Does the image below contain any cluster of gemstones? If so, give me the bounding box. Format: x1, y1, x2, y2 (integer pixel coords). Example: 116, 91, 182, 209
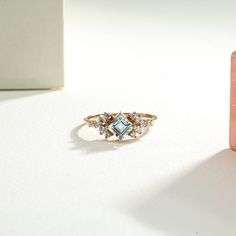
88, 112, 153, 140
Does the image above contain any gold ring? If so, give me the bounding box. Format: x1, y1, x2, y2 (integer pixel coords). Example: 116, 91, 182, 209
84, 112, 157, 141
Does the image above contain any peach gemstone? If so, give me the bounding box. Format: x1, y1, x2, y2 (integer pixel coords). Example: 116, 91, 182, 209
230, 52, 236, 151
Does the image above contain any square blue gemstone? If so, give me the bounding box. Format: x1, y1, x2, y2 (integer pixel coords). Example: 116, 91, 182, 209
109, 114, 133, 140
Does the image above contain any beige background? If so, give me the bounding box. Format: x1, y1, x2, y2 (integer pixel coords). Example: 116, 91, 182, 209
0, 0, 64, 89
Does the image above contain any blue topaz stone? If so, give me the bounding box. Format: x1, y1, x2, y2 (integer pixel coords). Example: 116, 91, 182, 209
108, 113, 133, 140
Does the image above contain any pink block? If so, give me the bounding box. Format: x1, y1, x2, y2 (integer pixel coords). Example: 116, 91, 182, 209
230, 52, 236, 151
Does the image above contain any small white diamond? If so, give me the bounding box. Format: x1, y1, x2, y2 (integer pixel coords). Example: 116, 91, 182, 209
105, 130, 113, 139
99, 126, 106, 135
129, 126, 143, 138
99, 116, 106, 125
104, 112, 112, 120
136, 126, 143, 134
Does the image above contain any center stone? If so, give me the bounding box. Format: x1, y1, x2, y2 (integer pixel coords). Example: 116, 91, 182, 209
108, 113, 133, 140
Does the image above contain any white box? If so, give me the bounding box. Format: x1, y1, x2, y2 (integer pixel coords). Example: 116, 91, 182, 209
0, 0, 64, 89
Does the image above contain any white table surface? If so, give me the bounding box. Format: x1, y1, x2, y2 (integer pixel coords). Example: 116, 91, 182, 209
1, 1, 236, 235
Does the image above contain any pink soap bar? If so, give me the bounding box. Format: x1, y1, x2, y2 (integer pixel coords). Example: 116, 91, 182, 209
230, 52, 236, 151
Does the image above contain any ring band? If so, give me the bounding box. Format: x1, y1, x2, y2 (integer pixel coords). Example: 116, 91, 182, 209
84, 112, 157, 141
